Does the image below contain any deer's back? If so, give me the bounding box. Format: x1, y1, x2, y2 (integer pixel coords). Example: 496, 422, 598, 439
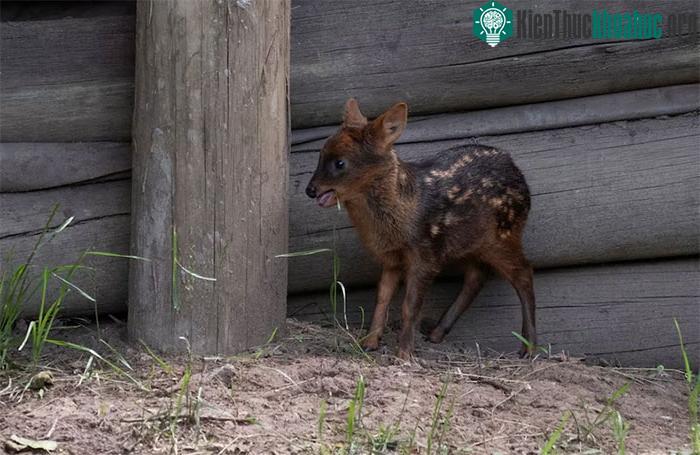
408, 145, 531, 260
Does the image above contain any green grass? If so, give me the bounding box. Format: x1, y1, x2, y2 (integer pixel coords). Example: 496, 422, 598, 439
427, 378, 453, 455
170, 337, 194, 439
276, 246, 347, 329
45, 338, 148, 391
0, 205, 63, 369
674, 318, 700, 453
512, 331, 549, 356
170, 226, 216, 313
0, 206, 82, 368
538, 381, 632, 454
275, 232, 372, 362
253, 327, 279, 360
310, 376, 462, 453
574, 382, 630, 444
611, 410, 630, 455
0, 262, 36, 369
1, 206, 150, 387
140, 339, 173, 374
16, 249, 147, 367
540, 411, 571, 455
313, 376, 420, 454
317, 398, 328, 444
368, 423, 401, 453
27, 260, 86, 364
276, 201, 352, 332
345, 374, 366, 451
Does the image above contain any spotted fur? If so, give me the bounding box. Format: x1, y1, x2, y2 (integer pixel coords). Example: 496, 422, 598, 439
306, 99, 536, 360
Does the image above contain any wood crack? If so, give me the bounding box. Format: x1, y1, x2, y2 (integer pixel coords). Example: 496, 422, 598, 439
0, 212, 130, 241
1, 173, 131, 194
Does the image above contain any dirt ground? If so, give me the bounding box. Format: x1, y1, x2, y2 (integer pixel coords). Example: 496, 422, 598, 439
0, 318, 694, 454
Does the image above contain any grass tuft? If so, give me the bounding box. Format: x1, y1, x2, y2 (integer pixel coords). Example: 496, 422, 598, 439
674, 318, 700, 453
427, 378, 452, 455
540, 411, 570, 455
46, 338, 148, 391
0, 205, 63, 369
512, 331, 548, 356
345, 374, 366, 451
611, 410, 630, 455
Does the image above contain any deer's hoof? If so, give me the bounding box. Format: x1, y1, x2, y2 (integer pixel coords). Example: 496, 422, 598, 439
361, 337, 380, 352
428, 328, 446, 344
397, 349, 414, 362
419, 318, 438, 336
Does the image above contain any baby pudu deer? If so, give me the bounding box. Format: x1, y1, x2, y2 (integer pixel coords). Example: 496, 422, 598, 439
305, 99, 536, 360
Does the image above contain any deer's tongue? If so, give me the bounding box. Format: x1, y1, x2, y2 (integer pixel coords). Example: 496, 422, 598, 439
317, 190, 337, 208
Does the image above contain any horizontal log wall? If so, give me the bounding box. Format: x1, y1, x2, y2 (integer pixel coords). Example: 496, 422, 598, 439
1, 2, 698, 368
0, 216, 130, 316
0, 143, 130, 192
289, 258, 700, 368
0, 3, 135, 141
291, 85, 700, 148
0, 174, 131, 316
2, 93, 698, 314
291, 0, 700, 127
1, 0, 698, 139
288, 110, 700, 292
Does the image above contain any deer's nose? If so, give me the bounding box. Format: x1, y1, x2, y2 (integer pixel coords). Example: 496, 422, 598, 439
305, 183, 317, 199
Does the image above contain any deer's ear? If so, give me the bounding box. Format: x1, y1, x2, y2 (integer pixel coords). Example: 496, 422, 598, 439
369, 102, 408, 150
342, 98, 367, 129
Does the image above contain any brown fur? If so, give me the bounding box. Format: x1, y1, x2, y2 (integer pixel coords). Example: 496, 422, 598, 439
306, 99, 536, 360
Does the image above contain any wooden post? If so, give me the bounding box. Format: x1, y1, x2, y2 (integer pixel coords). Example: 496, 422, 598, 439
129, 0, 289, 354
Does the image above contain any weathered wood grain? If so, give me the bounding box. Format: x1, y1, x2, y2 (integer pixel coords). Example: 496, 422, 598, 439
0, 180, 131, 316
3, 1, 698, 139
129, 0, 290, 354
291, 0, 700, 127
0, 143, 130, 192
0, 12, 134, 141
291, 84, 700, 149
1, 1, 134, 22
287, 112, 700, 292
0, 179, 130, 238
289, 258, 700, 368
0, 214, 130, 318
4, 111, 697, 311
1, 85, 693, 192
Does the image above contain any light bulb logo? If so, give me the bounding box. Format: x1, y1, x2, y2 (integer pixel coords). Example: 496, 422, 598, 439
480, 9, 506, 46
473, 1, 513, 48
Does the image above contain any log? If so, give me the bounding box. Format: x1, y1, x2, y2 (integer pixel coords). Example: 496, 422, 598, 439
0, 180, 130, 239
290, 0, 700, 127
0, 143, 130, 192
0, 1, 134, 22
2, 85, 693, 191
289, 258, 700, 368
0, 214, 130, 318
0, 11, 134, 141
3, 110, 697, 314
3, 1, 698, 139
291, 84, 700, 149
129, 0, 290, 354
287, 112, 700, 292
0, 180, 131, 316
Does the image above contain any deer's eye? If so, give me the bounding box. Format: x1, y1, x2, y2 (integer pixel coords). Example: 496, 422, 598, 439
334, 159, 346, 170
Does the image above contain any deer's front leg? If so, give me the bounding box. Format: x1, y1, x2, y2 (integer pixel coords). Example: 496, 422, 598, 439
398, 265, 436, 360
362, 267, 401, 351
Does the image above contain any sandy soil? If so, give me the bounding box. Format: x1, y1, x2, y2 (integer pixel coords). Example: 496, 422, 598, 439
0, 319, 694, 454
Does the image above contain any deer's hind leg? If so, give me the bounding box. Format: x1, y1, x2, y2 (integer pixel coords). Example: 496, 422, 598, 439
423, 262, 486, 344
480, 239, 536, 356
